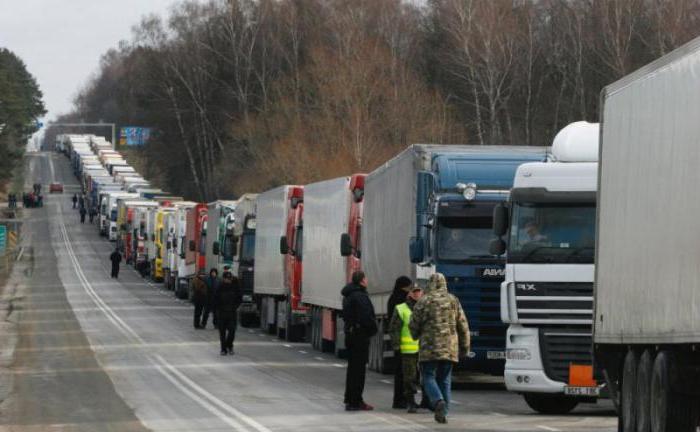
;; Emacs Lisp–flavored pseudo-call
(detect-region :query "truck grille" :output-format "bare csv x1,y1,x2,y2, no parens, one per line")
539,328,597,383
515,282,593,325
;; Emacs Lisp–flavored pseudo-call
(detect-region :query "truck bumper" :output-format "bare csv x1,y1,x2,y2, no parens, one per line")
504,325,565,394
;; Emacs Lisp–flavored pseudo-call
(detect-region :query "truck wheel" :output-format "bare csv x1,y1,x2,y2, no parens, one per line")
636,350,653,432
523,393,578,415
621,350,638,432
650,351,695,432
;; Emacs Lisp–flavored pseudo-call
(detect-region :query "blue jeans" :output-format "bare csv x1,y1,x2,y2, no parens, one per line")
420,360,453,414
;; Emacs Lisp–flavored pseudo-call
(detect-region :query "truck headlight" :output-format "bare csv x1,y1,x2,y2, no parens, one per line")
463,183,477,201
506,348,532,361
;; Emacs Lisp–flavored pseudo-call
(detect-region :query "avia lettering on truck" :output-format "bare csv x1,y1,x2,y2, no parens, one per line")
278,186,305,341
304,174,365,356
491,122,599,414
594,38,700,432
362,144,546,374
232,194,258,327
255,186,306,341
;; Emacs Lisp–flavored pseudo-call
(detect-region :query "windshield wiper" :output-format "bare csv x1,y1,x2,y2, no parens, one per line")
518,246,556,263
565,246,594,262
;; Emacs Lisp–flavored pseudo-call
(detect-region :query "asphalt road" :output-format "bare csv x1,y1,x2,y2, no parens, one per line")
0,152,617,432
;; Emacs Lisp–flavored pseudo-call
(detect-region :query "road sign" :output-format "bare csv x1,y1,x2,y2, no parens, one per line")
0,226,6,253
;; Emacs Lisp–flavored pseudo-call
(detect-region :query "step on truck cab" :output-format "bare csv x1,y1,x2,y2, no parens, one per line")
304,174,365,356
362,144,546,374
594,37,700,432
255,186,305,341
491,122,599,414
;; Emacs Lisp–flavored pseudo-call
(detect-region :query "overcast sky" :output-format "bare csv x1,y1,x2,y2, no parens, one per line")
0,0,197,122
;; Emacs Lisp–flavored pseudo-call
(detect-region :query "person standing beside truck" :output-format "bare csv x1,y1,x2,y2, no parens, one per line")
191,270,208,329
72,193,78,209
387,275,413,409
79,206,87,224
341,270,377,411
110,249,122,279
202,268,219,329
216,272,242,355
389,285,424,413
410,273,470,424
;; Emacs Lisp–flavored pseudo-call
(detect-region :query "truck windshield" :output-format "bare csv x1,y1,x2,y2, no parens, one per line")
508,202,596,264
436,216,494,261
240,232,255,263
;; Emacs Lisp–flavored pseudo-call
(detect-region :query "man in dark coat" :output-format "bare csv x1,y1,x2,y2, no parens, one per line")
202,268,219,329
79,206,87,223
88,207,96,223
387,275,413,409
78,195,85,210
216,272,242,355
72,194,78,209
109,249,122,279
191,270,208,329
342,270,377,411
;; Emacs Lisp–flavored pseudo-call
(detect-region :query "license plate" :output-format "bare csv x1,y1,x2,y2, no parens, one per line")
487,351,506,360
564,386,600,396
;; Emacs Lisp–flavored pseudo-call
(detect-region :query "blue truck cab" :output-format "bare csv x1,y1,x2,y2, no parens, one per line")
410,148,546,375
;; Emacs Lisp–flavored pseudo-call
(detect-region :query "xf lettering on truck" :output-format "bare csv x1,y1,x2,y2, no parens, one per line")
516,283,536,291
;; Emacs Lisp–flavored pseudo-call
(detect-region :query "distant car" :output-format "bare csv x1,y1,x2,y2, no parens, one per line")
49,183,63,193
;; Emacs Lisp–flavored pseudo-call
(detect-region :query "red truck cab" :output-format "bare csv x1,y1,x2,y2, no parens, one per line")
280,186,305,341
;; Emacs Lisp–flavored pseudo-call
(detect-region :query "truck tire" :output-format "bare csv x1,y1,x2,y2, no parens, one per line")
650,351,695,432
621,350,638,432
523,393,578,415
636,350,653,432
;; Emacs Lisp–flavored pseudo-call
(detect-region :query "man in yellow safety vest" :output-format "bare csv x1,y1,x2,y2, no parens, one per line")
389,285,424,413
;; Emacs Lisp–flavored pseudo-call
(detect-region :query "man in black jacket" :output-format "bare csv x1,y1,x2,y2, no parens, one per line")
342,270,377,411
109,249,122,279
216,272,242,355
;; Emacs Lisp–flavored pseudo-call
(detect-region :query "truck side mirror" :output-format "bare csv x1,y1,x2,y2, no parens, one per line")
340,233,352,257
213,241,220,255
166,241,171,249
490,238,506,256
409,237,425,263
189,240,195,252
280,236,289,255
493,203,509,236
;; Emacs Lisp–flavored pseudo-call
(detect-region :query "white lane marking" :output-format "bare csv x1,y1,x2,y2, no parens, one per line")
333,363,344,368
537,426,560,432
47,153,55,182
298,350,307,354
380,379,392,384
314,356,325,361
58,212,271,432
283,344,291,348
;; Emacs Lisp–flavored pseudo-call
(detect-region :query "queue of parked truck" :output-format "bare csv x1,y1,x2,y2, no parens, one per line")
54,36,700,431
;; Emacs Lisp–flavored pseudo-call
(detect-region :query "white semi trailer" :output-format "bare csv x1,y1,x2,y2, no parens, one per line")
594,37,700,432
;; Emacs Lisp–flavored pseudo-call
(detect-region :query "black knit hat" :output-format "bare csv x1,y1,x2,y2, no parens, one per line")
394,276,413,291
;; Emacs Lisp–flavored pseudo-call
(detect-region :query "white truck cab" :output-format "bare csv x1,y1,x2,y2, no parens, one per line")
492,122,599,414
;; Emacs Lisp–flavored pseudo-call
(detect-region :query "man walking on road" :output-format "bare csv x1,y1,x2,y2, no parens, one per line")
390,285,423,413
216,272,242,355
341,270,377,411
88,207,96,223
409,273,470,424
109,249,122,279
191,270,208,329
387,275,413,409
79,206,87,223
203,268,219,329
72,194,77,209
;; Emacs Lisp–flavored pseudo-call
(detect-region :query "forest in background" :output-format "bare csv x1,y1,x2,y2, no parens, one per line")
47,0,700,201
0,48,45,193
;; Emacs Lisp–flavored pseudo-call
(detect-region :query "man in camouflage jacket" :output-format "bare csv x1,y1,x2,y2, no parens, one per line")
409,272,470,424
